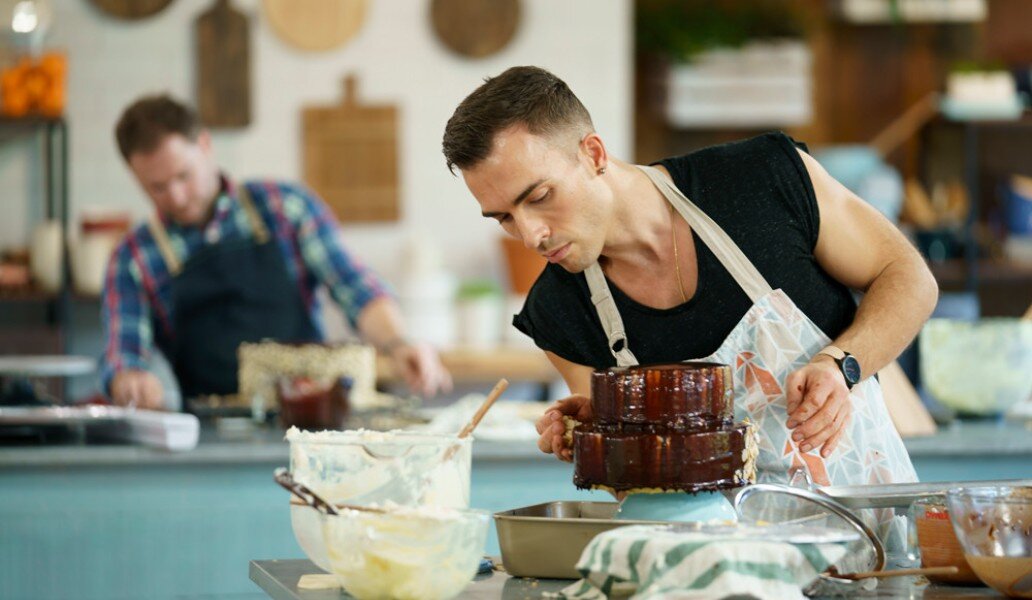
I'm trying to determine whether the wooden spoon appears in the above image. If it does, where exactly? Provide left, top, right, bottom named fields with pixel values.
left=440, top=378, right=508, bottom=463
left=827, top=566, right=959, bottom=581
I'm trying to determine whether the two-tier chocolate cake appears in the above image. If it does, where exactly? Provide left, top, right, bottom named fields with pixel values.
left=567, top=362, right=758, bottom=494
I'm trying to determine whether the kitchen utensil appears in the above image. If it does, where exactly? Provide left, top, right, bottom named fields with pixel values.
left=494, top=501, right=667, bottom=579
left=735, top=483, right=886, bottom=573
left=88, top=0, right=173, bottom=20
left=302, top=76, right=399, bottom=223
left=920, top=317, right=1032, bottom=415
left=195, top=0, right=250, bottom=128
left=321, top=501, right=489, bottom=600
left=263, top=0, right=366, bottom=52
left=947, top=485, right=1032, bottom=597
left=911, top=496, right=981, bottom=584
left=0, top=355, right=94, bottom=377
left=820, top=479, right=1032, bottom=510
left=430, top=0, right=520, bottom=59
left=285, top=428, right=472, bottom=572
left=274, top=467, right=385, bottom=516
left=276, top=375, right=351, bottom=430
left=824, top=566, right=959, bottom=581
left=440, top=378, right=507, bottom=463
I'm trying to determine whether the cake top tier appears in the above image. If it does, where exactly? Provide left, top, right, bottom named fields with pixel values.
left=590, top=362, right=733, bottom=427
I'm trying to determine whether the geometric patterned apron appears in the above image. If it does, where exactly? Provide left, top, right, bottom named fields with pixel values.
left=584, top=165, right=918, bottom=537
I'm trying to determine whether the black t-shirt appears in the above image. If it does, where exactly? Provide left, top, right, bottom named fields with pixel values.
left=512, top=131, right=857, bottom=368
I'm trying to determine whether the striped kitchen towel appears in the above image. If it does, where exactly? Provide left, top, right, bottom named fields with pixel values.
left=548, top=525, right=850, bottom=600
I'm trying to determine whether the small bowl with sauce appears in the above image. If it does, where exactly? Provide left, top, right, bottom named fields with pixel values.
left=946, top=486, right=1032, bottom=598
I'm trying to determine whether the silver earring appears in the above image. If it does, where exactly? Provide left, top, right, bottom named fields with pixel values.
left=597, top=166, right=607, bottom=175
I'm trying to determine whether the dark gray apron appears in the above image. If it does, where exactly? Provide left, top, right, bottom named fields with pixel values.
left=148, top=184, right=320, bottom=398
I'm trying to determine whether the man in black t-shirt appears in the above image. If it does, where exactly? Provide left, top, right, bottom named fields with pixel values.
left=442, top=66, right=937, bottom=463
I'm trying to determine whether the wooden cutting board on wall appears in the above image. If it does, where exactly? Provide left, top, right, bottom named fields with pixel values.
left=302, top=76, right=398, bottom=223
left=431, top=0, right=521, bottom=58
left=89, top=0, right=175, bottom=20
left=263, top=0, right=367, bottom=52
left=195, top=0, right=250, bottom=128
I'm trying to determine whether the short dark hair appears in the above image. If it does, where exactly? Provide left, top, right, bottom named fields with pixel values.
left=115, top=94, right=201, bottom=161
left=442, top=66, right=594, bottom=173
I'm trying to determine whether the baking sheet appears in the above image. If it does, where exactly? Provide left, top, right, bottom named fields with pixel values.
left=494, top=501, right=662, bottom=579
left=818, top=479, right=1032, bottom=509
left=0, top=405, right=129, bottom=426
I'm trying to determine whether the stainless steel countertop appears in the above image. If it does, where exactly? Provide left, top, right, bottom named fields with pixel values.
left=248, top=559, right=1006, bottom=599
left=1, top=419, right=1029, bottom=470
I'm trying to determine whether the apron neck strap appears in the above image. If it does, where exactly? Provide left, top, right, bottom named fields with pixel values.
left=235, top=184, right=271, bottom=244
left=147, top=215, right=182, bottom=276
left=585, top=263, right=639, bottom=367
left=146, top=184, right=272, bottom=276
left=582, top=164, right=776, bottom=366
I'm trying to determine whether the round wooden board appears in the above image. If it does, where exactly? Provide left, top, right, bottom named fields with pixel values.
left=431, top=0, right=520, bottom=59
left=263, top=0, right=367, bottom=52
left=88, top=0, right=175, bottom=20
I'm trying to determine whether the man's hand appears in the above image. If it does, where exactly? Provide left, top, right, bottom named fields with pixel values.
left=784, top=355, right=852, bottom=458
left=110, top=370, right=165, bottom=410
left=389, top=341, right=452, bottom=397
left=535, top=395, right=593, bottom=462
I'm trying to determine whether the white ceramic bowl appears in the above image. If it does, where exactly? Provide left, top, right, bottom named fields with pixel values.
left=321, top=505, right=490, bottom=600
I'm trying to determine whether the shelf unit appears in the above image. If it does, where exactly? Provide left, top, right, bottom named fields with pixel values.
left=0, top=117, right=71, bottom=352
left=920, top=113, right=1032, bottom=316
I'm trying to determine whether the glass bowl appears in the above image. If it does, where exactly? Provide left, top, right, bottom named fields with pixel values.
left=286, top=428, right=472, bottom=572
left=321, top=505, right=490, bottom=600
left=946, top=486, right=1032, bottom=598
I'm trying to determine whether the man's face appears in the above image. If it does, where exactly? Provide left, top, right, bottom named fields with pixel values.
left=127, top=132, right=219, bottom=226
left=462, top=126, right=610, bottom=273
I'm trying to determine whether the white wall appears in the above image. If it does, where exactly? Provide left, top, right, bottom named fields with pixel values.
left=1, top=0, right=633, bottom=284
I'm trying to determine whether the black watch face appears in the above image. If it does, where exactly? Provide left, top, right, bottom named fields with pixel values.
left=841, top=355, right=862, bottom=387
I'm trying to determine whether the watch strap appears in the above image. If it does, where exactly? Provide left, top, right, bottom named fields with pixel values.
left=816, top=345, right=846, bottom=361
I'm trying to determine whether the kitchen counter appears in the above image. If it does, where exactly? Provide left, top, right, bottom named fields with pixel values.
left=3, top=420, right=1029, bottom=599
left=1, top=416, right=1028, bottom=471
left=249, top=559, right=1007, bottom=599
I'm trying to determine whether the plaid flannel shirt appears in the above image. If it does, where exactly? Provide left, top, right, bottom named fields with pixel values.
left=100, top=176, right=391, bottom=394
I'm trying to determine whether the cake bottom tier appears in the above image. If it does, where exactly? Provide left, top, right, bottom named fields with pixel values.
left=572, top=422, right=757, bottom=493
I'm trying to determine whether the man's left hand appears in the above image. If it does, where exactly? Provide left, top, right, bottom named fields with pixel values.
left=784, top=355, right=852, bottom=458
left=390, top=341, right=453, bottom=397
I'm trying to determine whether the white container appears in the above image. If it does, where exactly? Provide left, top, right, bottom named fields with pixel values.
left=664, top=41, right=813, bottom=128
left=456, top=295, right=503, bottom=349
left=71, top=233, right=119, bottom=297
left=397, top=273, right=457, bottom=348
left=29, top=220, right=63, bottom=293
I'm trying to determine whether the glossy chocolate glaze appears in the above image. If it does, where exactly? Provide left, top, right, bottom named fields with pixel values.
left=572, top=422, right=750, bottom=492
left=590, top=362, right=733, bottom=428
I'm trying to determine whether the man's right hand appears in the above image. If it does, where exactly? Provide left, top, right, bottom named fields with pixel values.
left=534, top=395, right=592, bottom=462
left=110, top=370, right=165, bottom=410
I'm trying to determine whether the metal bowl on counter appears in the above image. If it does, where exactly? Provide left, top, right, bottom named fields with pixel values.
left=320, top=505, right=489, bottom=600
left=286, top=428, right=472, bottom=572
left=947, top=486, right=1032, bottom=597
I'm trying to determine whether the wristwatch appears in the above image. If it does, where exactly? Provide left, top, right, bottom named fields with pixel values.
left=816, top=345, right=861, bottom=390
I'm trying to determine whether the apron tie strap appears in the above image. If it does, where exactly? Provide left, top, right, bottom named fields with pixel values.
left=147, top=215, right=182, bottom=276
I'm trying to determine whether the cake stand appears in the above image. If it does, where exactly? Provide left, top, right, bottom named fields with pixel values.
left=616, top=490, right=737, bottom=522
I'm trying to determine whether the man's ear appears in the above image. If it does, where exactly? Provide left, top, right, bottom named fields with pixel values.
left=580, top=132, right=608, bottom=173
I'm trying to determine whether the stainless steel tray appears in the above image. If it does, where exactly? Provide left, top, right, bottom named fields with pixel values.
left=494, top=501, right=663, bottom=579
left=818, top=479, right=1032, bottom=509
left=0, top=405, right=130, bottom=426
